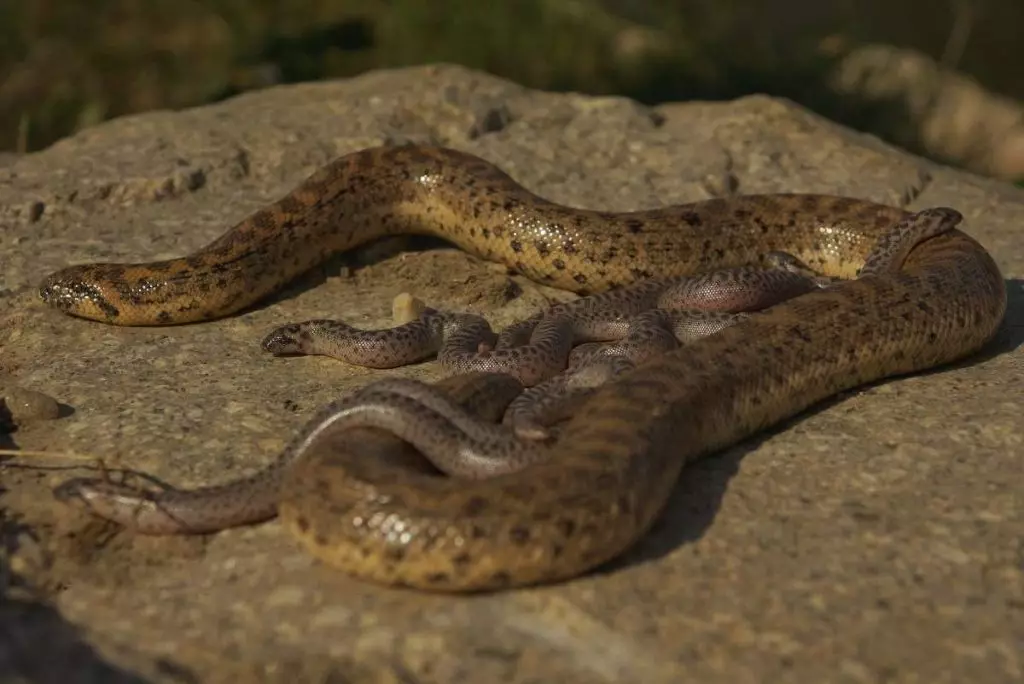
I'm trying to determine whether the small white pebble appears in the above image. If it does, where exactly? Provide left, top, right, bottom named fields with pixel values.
left=391, top=291, right=429, bottom=324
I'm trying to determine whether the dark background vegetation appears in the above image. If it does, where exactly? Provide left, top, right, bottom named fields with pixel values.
left=1, top=0, right=1021, bottom=179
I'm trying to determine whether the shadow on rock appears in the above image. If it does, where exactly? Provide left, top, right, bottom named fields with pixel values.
left=985, top=278, right=1024, bottom=356
left=0, top=486, right=197, bottom=684
left=922, top=277, right=1024, bottom=374
left=596, top=429, right=781, bottom=577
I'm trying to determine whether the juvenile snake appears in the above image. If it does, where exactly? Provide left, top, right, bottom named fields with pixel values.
left=40, top=145, right=1007, bottom=591
left=259, top=265, right=819, bottom=387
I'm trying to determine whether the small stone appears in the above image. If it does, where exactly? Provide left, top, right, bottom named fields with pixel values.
left=1, top=385, right=60, bottom=431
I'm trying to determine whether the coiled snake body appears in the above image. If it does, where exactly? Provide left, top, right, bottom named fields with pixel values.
left=40, top=145, right=1007, bottom=591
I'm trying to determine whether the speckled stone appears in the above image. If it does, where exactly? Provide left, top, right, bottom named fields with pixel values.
left=0, top=64, right=1020, bottom=683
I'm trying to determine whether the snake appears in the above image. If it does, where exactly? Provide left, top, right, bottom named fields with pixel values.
left=39, top=144, right=1007, bottom=591
left=258, top=264, right=818, bottom=387
left=53, top=374, right=528, bottom=531
left=47, top=283, right=801, bottom=530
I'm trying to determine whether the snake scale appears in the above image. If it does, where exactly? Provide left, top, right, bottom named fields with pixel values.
left=40, top=145, right=1007, bottom=591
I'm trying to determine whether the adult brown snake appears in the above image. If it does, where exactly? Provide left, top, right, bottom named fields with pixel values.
left=40, top=145, right=1007, bottom=591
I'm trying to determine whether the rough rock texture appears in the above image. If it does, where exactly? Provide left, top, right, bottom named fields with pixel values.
left=0, top=64, right=1021, bottom=683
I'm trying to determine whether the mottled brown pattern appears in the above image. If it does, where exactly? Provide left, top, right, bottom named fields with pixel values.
left=40, top=145, right=1007, bottom=592
left=40, top=145, right=924, bottom=324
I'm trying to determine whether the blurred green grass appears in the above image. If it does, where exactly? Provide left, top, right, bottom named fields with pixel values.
left=2, top=0, right=1021, bottom=177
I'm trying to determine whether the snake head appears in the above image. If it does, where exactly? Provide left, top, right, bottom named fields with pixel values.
left=261, top=322, right=315, bottom=356
left=39, top=266, right=123, bottom=322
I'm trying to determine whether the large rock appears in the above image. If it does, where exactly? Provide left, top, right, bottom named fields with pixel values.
left=1, top=64, right=1020, bottom=683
